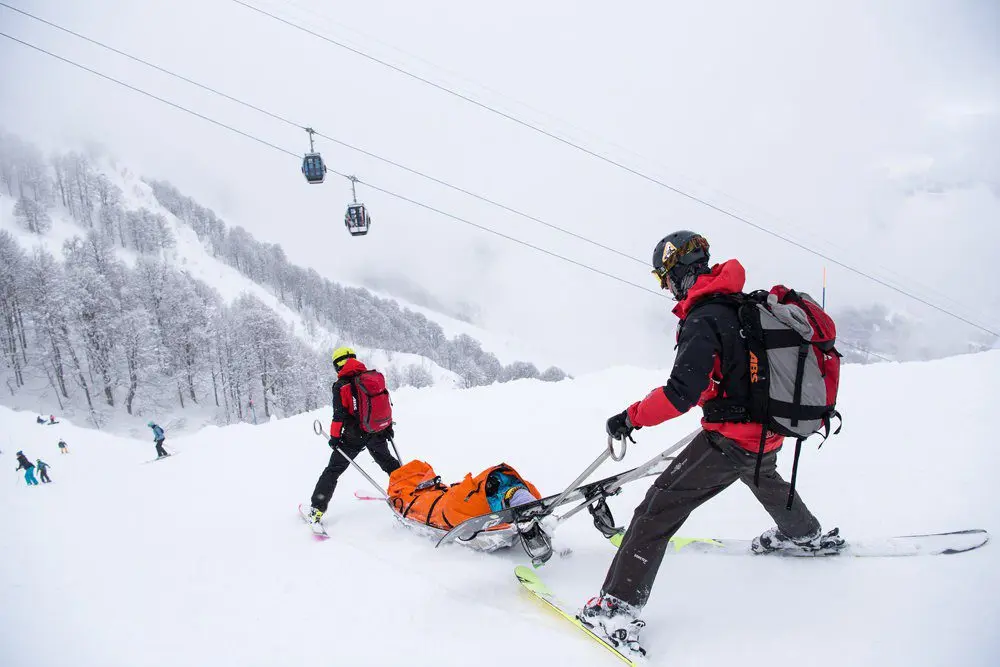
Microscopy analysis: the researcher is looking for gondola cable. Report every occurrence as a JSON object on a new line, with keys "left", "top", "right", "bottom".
{"left": 223, "top": 0, "right": 1000, "bottom": 339}
{"left": 0, "top": 31, "right": 938, "bottom": 360}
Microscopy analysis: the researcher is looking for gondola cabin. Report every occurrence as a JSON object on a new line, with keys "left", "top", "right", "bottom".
{"left": 344, "top": 203, "right": 371, "bottom": 236}
{"left": 302, "top": 153, "right": 327, "bottom": 184}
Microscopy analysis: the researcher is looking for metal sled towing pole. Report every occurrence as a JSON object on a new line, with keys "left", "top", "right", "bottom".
{"left": 545, "top": 434, "right": 631, "bottom": 512}
{"left": 510, "top": 437, "right": 631, "bottom": 566}
{"left": 312, "top": 419, "right": 389, "bottom": 501}
{"left": 554, "top": 428, "right": 701, "bottom": 527}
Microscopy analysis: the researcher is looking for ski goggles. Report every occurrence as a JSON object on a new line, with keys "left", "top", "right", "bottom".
{"left": 651, "top": 236, "right": 709, "bottom": 290}
{"left": 651, "top": 266, "right": 672, "bottom": 290}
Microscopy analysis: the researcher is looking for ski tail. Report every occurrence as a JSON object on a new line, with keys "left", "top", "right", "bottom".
{"left": 608, "top": 529, "right": 989, "bottom": 557}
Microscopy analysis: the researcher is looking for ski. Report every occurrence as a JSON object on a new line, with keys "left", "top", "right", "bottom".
{"left": 298, "top": 503, "right": 329, "bottom": 541}
{"left": 608, "top": 528, "right": 990, "bottom": 557}
{"left": 354, "top": 490, "right": 383, "bottom": 501}
{"left": 141, "top": 453, "right": 177, "bottom": 465}
{"left": 514, "top": 566, "right": 642, "bottom": 666}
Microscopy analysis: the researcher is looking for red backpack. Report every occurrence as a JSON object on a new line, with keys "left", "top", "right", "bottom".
{"left": 353, "top": 370, "right": 393, "bottom": 434}
{"left": 700, "top": 286, "right": 842, "bottom": 507}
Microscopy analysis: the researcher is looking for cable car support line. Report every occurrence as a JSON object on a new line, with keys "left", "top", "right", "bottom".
{"left": 0, "top": 29, "right": 659, "bottom": 297}
{"left": 0, "top": 0, "right": 646, "bottom": 266}
{"left": 225, "top": 0, "right": 999, "bottom": 339}
{"left": 0, "top": 31, "right": 956, "bottom": 358}
{"left": 0, "top": 31, "right": 298, "bottom": 159}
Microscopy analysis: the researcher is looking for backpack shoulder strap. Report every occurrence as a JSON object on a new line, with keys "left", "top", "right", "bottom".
{"left": 685, "top": 292, "right": 748, "bottom": 316}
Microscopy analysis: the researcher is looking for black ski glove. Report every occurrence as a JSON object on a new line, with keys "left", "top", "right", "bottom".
{"left": 384, "top": 425, "right": 395, "bottom": 440}
{"left": 328, "top": 436, "right": 342, "bottom": 450}
{"left": 606, "top": 410, "right": 639, "bottom": 441}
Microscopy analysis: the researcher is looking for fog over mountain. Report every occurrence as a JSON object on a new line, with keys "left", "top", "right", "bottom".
{"left": 1, "top": 0, "right": 996, "bottom": 371}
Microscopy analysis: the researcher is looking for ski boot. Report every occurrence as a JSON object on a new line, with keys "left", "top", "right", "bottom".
{"left": 578, "top": 594, "right": 646, "bottom": 656}
{"left": 752, "top": 526, "right": 845, "bottom": 554}
{"left": 304, "top": 507, "right": 324, "bottom": 525}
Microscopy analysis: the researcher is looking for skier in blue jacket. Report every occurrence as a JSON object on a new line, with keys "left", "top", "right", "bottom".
{"left": 147, "top": 422, "right": 169, "bottom": 458}
{"left": 36, "top": 459, "right": 52, "bottom": 483}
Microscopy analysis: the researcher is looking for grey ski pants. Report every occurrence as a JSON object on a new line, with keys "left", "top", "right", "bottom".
{"left": 602, "top": 429, "right": 820, "bottom": 608}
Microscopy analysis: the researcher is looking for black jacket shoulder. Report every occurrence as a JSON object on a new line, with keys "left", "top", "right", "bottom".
{"left": 663, "top": 297, "right": 748, "bottom": 414}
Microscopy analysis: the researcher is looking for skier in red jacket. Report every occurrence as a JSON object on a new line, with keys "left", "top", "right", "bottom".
{"left": 579, "top": 231, "right": 843, "bottom": 655}
{"left": 303, "top": 347, "right": 401, "bottom": 526}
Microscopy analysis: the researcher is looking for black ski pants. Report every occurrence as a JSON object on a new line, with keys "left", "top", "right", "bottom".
{"left": 310, "top": 434, "right": 400, "bottom": 512}
{"left": 602, "top": 429, "right": 820, "bottom": 609}
{"left": 40, "top": 469, "right": 51, "bottom": 483}
{"left": 155, "top": 439, "right": 168, "bottom": 458}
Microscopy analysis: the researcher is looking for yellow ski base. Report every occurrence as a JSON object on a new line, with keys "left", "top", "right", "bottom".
{"left": 514, "top": 566, "right": 639, "bottom": 666}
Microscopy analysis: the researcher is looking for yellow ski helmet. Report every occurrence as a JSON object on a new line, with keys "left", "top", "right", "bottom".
{"left": 332, "top": 346, "right": 357, "bottom": 369}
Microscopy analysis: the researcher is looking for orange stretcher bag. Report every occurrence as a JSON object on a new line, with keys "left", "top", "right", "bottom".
{"left": 388, "top": 460, "right": 541, "bottom": 531}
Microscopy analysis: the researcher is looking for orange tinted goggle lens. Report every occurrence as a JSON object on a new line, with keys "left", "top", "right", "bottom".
{"left": 651, "top": 268, "right": 670, "bottom": 289}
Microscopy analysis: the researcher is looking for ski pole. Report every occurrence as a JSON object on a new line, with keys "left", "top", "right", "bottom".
{"left": 312, "top": 420, "right": 389, "bottom": 500}
{"left": 388, "top": 437, "right": 401, "bottom": 464}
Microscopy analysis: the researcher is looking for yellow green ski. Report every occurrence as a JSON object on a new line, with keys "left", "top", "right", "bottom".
{"left": 609, "top": 532, "right": 722, "bottom": 552}
{"left": 514, "top": 566, "right": 642, "bottom": 666}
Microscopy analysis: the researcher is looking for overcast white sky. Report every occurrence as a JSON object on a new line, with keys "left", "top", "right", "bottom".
{"left": 1, "top": 0, "right": 997, "bottom": 372}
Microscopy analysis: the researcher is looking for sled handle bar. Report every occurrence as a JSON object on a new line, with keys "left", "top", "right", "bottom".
{"left": 313, "top": 419, "right": 389, "bottom": 500}
{"left": 607, "top": 435, "right": 627, "bottom": 462}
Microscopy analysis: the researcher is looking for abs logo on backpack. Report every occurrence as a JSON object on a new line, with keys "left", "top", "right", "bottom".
{"left": 353, "top": 370, "right": 393, "bottom": 434}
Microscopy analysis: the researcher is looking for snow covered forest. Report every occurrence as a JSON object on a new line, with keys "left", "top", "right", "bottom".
{"left": 0, "top": 130, "right": 565, "bottom": 427}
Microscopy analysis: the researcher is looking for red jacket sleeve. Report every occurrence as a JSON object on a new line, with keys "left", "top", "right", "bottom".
{"left": 627, "top": 387, "right": 683, "bottom": 428}
{"left": 330, "top": 383, "right": 356, "bottom": 438}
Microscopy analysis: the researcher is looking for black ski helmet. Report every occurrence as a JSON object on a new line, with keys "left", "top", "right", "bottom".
{"left": 651, "top": 231, "right": 711, "bottom": 300}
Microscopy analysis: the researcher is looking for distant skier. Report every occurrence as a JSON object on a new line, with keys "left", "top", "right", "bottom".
{"left": 36, "top": 415, "right": 45, "bottom": 425}
{"left": 581, "top": 231, "right": 844, "bottom": 654}
{"left": 15, "top": 451, "right": 38, "bottom": 486}
{"left": 147, "top": 421, "right": 169, "bottom": 458}
{"left": 303, "top": 347, "right": 401, "bottom": 525}
{"left": 48, "top": 414, "right": 58, "bottom": 425}
{"left": 57, "top": 439, "right": 69, "bottom": 454}
{"left": 36, "top": 459, "right": 52, "bottom": 483}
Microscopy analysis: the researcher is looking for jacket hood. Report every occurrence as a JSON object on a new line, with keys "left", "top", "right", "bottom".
{"left": 337, "top": 358, "right": 368, "bottom": 378}
{"left": 673, "top": 259, "right": 746, "bottom": 319}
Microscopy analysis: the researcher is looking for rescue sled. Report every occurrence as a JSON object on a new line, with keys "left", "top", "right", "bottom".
{"left": 386, "top": 460, "right": 541, "bottom": 553}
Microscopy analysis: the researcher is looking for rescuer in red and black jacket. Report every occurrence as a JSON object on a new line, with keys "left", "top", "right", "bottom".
{"left": 305, "top": 347, "right": 401, "bottom": 521}
{"left": 579, "top": 231, "right": 841, "bottom": 647}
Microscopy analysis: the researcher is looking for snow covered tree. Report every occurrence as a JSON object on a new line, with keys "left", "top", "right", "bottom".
{"left": 402, "top": 363, "right": 434, "bottom": 388}
{"left": 500, "top": 361, "right": 540, "bottom": 382}
{"left": 63, "top": 235, "right": 122, "bottom": 406}
{"left": 0, "top": 231, "right": 29, "bottom": 388}
{"left": 539, "top": 366, "right": 567, "bottom": 382}
{"left": 13, "top": 197, "right": 52, "bottom": 234}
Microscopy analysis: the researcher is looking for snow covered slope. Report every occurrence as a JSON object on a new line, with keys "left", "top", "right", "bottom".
{"left": 0, "top": 162, "right": 468, "bottom": 391}
{"left": 2, "top": 351, "right": 998, "bottom": 667}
